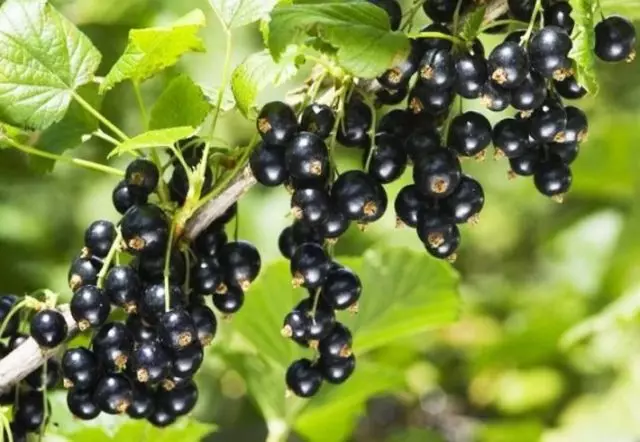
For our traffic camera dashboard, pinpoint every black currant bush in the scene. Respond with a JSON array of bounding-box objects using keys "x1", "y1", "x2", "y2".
[{"x1": 0, "y1": 0, "x2": 637, "y2": 440}]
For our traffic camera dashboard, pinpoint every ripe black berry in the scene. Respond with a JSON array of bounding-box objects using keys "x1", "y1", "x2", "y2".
[
  {"x1": 559, "y1": 106, "x2": 588, "y2": 143},
  {"x1": 417, "y1": 209, "x2": 461, "y2": 260},
  {"x1": 408, "y1": 83, "x2": 455, "y2": 116},
  {"x1": 120, "y1": 204, "x2": 169, "y2": 255},
  {"x1": 168, "y1": 342, "x2": 204, "y2": 379},
  {"x1": 70, "y1": 285, "x2": 111, "y2": 331},
  {"x1": 148, "y1": 404, "x2": 176, "y2": 428},
  {"x1": 249, "y1": 142, "x2": 288, "y2": 187},
  {"x1": 488, "y1": 41, "x2": 529, "y2": 88},
  {"x1": 417, "y1": 23, "x2": 454, "y2": 53},
  {"x1": 127, "y1": 383, "x2": 155, "y2": 419},
  {"x1": 67, "y1": 388, "x2": 100, "y2": 420},
  {"x1": 194, "y1": 225, "x2": 227, "y2": 258},
  {"x1": 14, "y1": 391, "x2": 49, "y2": 431},
  {"x1": 418, "y1": 49, "x2": 456, "y2": 89},
  {"x1": 368, "y1": 0, "x2": 402, "y2": 30},
  {"x1": 257, "y1": 101, "x2": 298, "y2": 145},
  {"x1": 554, "y1": 75, "x2": 587, "y2": 100},
  {"x1": 25, "y1": 359, "x2": 60, "y2": 390},
  {"x1": 509, "y1": 146, "x2": 544, "y2": 176},
  {"x1": 286, "y1": 359, "x2": 322, "y2": 398},
  {"x1": 295, "y1": 297, "x2": 336, "y2": 341},
  {"x1": 534, "y1": 157, "x2": 573, "y2": 197},
  {"x1": 508, "y1": 0, "x2": 536, "y2": 21},
  {"x1": 0, "y1": 294, "x2": 19, "y2": 337},
  {"x1": 94, "y1": 374, "x2": 133, "y2": 414},
  {"x1": 318, "y1": 323, "x2": 353, "y2": 359},
  {"x1": 291, "y1": 243, "x2": 330, "y2": 289},
  {"x1": 511, "y1": 71, "x2": 547, "y2": 111},
  {"x1": 378, "y1": 109, "x2": 414, "y2": 141},
  {"x1": 131, "y1": 340, "x2": 171, "y2": 383},
  {"x1": 126, "y1": 314, "x2": 157, "y2": 343},
  {"x1": 192, "y1": 257, "x2": 225, "y2": 296},
  {"x1": 291, "y1": 188, "x2": 331, "y2": 227},
  {"x1": 595, "y1": 16, "x2": 637, "y2": 62},
  {"x1": 140, "y1": 284, "x2": 183, "y2": 324},
  {"x1": 158, "y1": 309, "x2": 196, "y2": 351},
  {"x1": 404, "y1": 127, "x2": 440, "y2": 162},
  {"x1": 322, "y1": 266, "x2": 361, "y2": 311},
  {"x1": 332, "y1": 170, "x2": 388, "y2": 222},
  {"x1": 212, "y1": 284, "x2": 245, "y2": 315},
  {"x1": 112, "y1": 180, "x2": 148, "y2": 215},
  {"x1": 530, "y1": 98, "x2": 568, "y2": 142},
  {"x1": 544, "y1": 2, "x2": 575, "y2": 33},
  {"x1": 188, "y1": 304, "x2": 217, "y2": 346},
  {"x1": 286, "y1": 132, "x2": 329, "y2": 184},
  {"x1": 68, "y1": 255, "x2": 101, "y2": 292},
  {"x1": 318, "y1": 354, "x2": 356, "y2": 384},
  {"x1": 104, "y1": 265, "x2": 141, "y2": 313},
  {"x1": 30, "y1": 309, "x2": 67, "y2": 348},
  {"x1": 62, "y1": 347, "x2": 100, "y2": 390},
  {"x1": 364, "y1": 133, "x2": 407, "y2": 184},
  {"x1": 219, "y1": 240, "x2": 261, "y2": 290},
  {"x1": 493, "y1": 118, "x2": 533, "y2": 158},
  {"x1": 443, "y1": 175, "x2": 485, "y2": 224},
  {"x1": 395, "y1": 185, "x2": 426, "y2": 228},
  {"x1": 454, "y1": 51, "x2": 488, "y2": 99},
  {"x1": 158, "y1": 380, "x2": 198, "y2": 416},
  {"x1": 125, "y1": 159, "x2": 159, "y2": 196},
  {"x1": 137, "y1": 248, "x2": 186, "y2": 285},
  {"x1": 92, "y1": 322, "x2": 134, "y2": 372},
  {"x1": 337, "y1": 97, "x2": 373, "y2": 148},
  {"x1": 413, "y1": 149, "x2": 462, "y2": 198},
  {"x1": 377, "y1": 42, "x2": 420, "y2": 89},
  {"x1": 480, "y1": 80, "x2": 511, "y2": 112},
  {"x1": 423, "y1": 0, "x2": 469, "y2": 23},
  {"x1": 376, "y1": 84, "x2": 409, "y2": 105},
  {"x1": 320, "y1": 210, "x2": 351, "y2": 240},
  {"x1": 282, "y1": 310, "x2": 311, "y2": 342},
  {"x1": 301, "y1": 103, "x2": 336, "y2": 139},
  {"x1": 528, "y1": 26, "x2": 572, "y2": 79},
  {"x1": 278, "y1": 226, "x2": 297, "y2": 259},
  {"x1": 84, "y1": 220, "x2": 116, "y2": 258},
  {"x1": 549, "y1": 141, "x2": 579, "y2": 164},
  {"x1": 448, "y1": 111, "x2": 492, "y2": 157}
]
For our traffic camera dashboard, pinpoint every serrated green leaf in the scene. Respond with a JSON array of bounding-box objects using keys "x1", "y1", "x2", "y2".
[
  {"x1": 208, "y1": 0, "x2": 281, "y2": 29},
  {"x1": 461, "y1": 5, "x2": 487, "y2": 41},
  {"x1": 268, "y1": 2, "x2": 410, "y2": 78},
  {"x1": 149, "y1": 75, "x2": 212, "y2": 130},
  {"x1": 0, "y1": 0, "x2": 101, "y2": 130},
  {"x1": 231, "y1": 47, "x2": 301, "y2": 118},
  {"x1": 200, "y1": 86, "x2": 237, "y2": 112},
  {"x1": 101, "y1": 9, "x2": 206, "y2": 93},
  {"x1": 569, "y1": 0, "x2": 599, "y2": 94},
  {"x1": 109, "y1": 126, "x2": 195, "y2": 157}
]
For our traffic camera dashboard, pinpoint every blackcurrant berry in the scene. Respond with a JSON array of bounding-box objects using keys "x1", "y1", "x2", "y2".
[
  {"x1": 508, "y1": 0, "x2": 536, "y2": 21},
  {"x1": 364, "y1": 133, "x2": 407, "y2": 184},
  {"x1": 120, "y1": 204, "x2": 169, "y2": 255},
  {"x1": 131, "y1": 340, "x2": 171, "y2": 383},
  {"x1": 511, "y1": 71, "x2": 548, "y2": 111},
  {"x1": 286, "y1": 132, "x2": 329, "y2": 183},
  {"x1": 337, "y1": 97, "x2": 373, "y2": 148},
  {"x1": 194, "y1": 225, "x2": 228, "y2": 258},
  {"x1": 292, "y1": 220, "x2": 324, "y2": 244},
  {"x1": 158, "y1": 380, "x2": 198, "y2": 416},
  {"x1": 544, "y1": 2, "x2": 575, "y2": 33},
  {"x1": 320, "y1": 210, "x2": 351, "y2": 240},
  {"x1": 534, "y1": 157, "x2": 573, "y2": 197},
  {"x1": 126, "y1": 314, "x2": 158, "y2": 343},
  {"x1": 554, "y1": 75, "x2": 587, "y2": 100},
  {"x1": 413, "y1": 149, "x2": 462, "y2": 198},
  {"x1": 104, "y1": 265, "x2": 141, "y2": 313},
  {"x1": 278, "y1": 226, "x2": 297, "y2": 260},
  {"x1": 70, "y1": 285, "x2": 110, "y2": 331},
  {"x1": 249, "y1": 142, "x2": 288, "y2": 187},
  {"x1": 318, "y1": 323, "x2": 353, "y2": 359},
  {"x1": 68, "y1": 255, "x2": 102, "y2": 292},
  {"x1": 220, "y1": 240, "x2": 261, "y2": 290},
  {"x1": 257, "y1": 101, "x2": 298, "y2": 145},
  {"x1": 92, "y1": 322, "x2": 134, "y2": 372},
  {"x1": 368, "y1": 0, "x2": 402, "y2": 30},
  {"x1": 377, "y1": 42, "x2": 421, "y2": 90},
  {"x1": 286, "y1": 359, "x2": 322, "y2": 398},
  {"x1": 493, "y1": 118, "x2": 533, "y2": 158},
  {"x1": 140, "y1": 284, "x2": 184, "y2": 324},
  {"x1": 127, "y1": 383, "x2": 155, "y2": 419},
  {"x1": 558, "y1": 106, "x2": 588, "y2": 143},
  {"x1": 376, "y1": 84, "x2": 409, "y2": 105},
  {"x1": 212, "y1": 284, "x2": 245, "y2": 315},
  {"x1": 282, "y1": 310, "x2": 311, "y2": 342},
  {"x1": 454, "y1": 51, "x2": 488, "y2": 99},
  {"x1": 395, "y1": 185, "x2": 426, "y2": 228},
  {"x1": 291, "y1": 243, "x2": 330, "y2": 289},
  {"x1": 188, "y1": 304, "x2": 217, "y2": 346},
  {"x1": 301, "y1": 103, "x2": 335, "y2": 139},
  {"x1": 408, "y1": 83, "x2": 455, "y2": 116},
  {"x1": 443, "y1": 175, "x2": 485, "y2": 224},
  {"x1": 488, "y1": 41, "x2": 530, "y2": 88},
  {"x1": 112, "y1": 180, "x2": 148, "y2": 215},
  {"x1": 378, "y1": 109, "x2": 414, "y2": 141},
  {"x1": 148, "y1": 404, "x2": 177, "y2": 428},
  {"x1": 84, "y1": 220, "x2": 116, "y2": 258},
  {"x1": 332, "y1": 170, "x2": 388, "y2": 222},
  {"x1": 0, "y1": 294, "x2": 19, "y2": 338},
  {"x1": 404, "y1": 127, "x2": 440, "y2": 162},
  {"x1": 505, "y1": 29, "x2": 527, "y2": 44},
  {"x1": 417, "y1": 209, "x2": 461, "y2": 260},
  {"x1": 448, "y1": 111, "x2": 492, "y2": 157},
  {"x1": 480, "y1": 80, "x2": 511, "y2": 112},
  {"x1": 322, "y1": 266, "x2": 362, "y2": 311},
  {"x1": 191, "y1": 257, "x2": 225, "y2": 296},
  {"x1": 509, "y1": 146, "x2": 544, "y2": 176},
  {"x1": 595, "y1": 16, "x2": 637, "y2": 62},
  {"x1": 530, "y1": 98, "x2": 568, "y2": 142},
  {"x1": 417, "y1": 23, "x2": 454, "y2": 53},
  {"x1": 418, "y1": 49, "x2": 456, "y2": 89},
  {"x1": 423, "y1": 0, "x2": 469, "y2": 23},
  {"x1": 318, "y1": 354, "x2": 356, "y2": 384},
  {"x1": 14, "y1": 391, "x2": 49, "y2": 431},
  {"x1": 529, "y1": 26, "x2": 572, "y2": 79},
  {"x1": 30, "y1": 309, "x2": 67, "y2": 348},
  {"x1": 168, "y1": 342, "x2": 204, "y2": 379},
  {"x1": 25, "y1": 359, "x2": 60, "y2": 390},
  {"x1": 67, "y1": 388, "x2": 100, "y2": 420},
  {"x1": 158, "y1": 309, "x2": 196, "y2": 351},
  {"x1": 125, "y1": 159, "x2": 159, "y2": 196},
  {"x1": 291, "y1": 188, "x2": 331, "y2": 227},
  {"x1": 94, "y1": 374, "x2": 133, "y2": 414},
  {"x1": 136, "y1": 248, "x2": 186, "y2": 285},
  {"x1": 62, "y1": 347, "x2": 100, "y2": 390},
  {"x1": 548, "y1": 141, "x2": 579, "y2": 164},
  {"x1": 295, "y1": 297, "x2": 336, "y2": 341}
]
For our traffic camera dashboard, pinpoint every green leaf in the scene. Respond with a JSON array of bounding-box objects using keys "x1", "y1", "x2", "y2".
[
  {"x1": 232, "y1": 47, "x2": 301, "y2": 118},
  {"x1": 569, "y1": 0, "x2": 599, "y2": 94},
  {"x1": 100, "y1": 9, "x2": 206, "y2": 93},
  {"x1": 600, "y1": 0, "x2": 640, "y2": 20},
  {"x1": 0, "y1": 0, "x2": 101, "y2": 130},
  {"x1": 268, "y1": 2, "x2": 410, "y2": 78},
  {"x1": 208, "y1": 0, "x2": 281, "y2": 29},
  {"x1": 149, "y1": 75, "x2": 212, "y2": 130},
  {"x1": 460, "y1": 5, "x2": 487, "y2": 41},
  {"x1": 109, "y1": 126, "x2": 195, "y2": 157},
  {"x1": 201, "y1": 86, "x2": 237, "y2": 112}
]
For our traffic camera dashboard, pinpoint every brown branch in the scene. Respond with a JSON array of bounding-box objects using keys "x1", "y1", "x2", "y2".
[{"x1": 483, "y1": 0, "x2": 509, "y2": 24}]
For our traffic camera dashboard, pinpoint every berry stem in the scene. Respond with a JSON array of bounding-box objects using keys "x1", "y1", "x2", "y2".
[
  {"x1": 409, "y1": 31, "x2": 465, "y2": 46},
  {"x1": 2, "y1": 137, "x2": 125, "y2": 177},
  {"x1": 521, "y1": 0, "x2": 543, "y2": 46},
  {"x1": 164, "y1": 220, "x2": 177, "y2": 312},
  {"x1": 71, "y1": 91, "x2": 129, "y2": 142},
  {"x1": 92, "y1": 129, "x2": 121, "y2": 147},
  {"x1": 39, "y1": 358, "x2": 48, "y2": 441},
  {"x1": 150, "y1": 149, "x2": 170, "y2": 203},
  {"x1": 0, "y1": 300, "x2": 27, "y2": 340},
  {"x1": 96, "y1": 229, "x2": 123, "y2": 289},
  {"x1": 479, "y1": 19, "x2": 528, "y2": 33},
  {"x1": 310, "y1": 287, "x2": 322, "y2": 321},
  {"x1": 0, "y1": 411, "x2": 13, "y2": 442},
  {"x1": 452, "y1": 0, "x2": 465, "y2": 34},
  {"x1": 132, "y1": 81, "x2": 149, "y2": 129},
  {"x1": 361, "y1": 94, "x2": 378, "y2": 172}
]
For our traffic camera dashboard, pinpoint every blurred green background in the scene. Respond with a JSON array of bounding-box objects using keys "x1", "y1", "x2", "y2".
[{"x1": 1, "y1": 0, "x2": 640, "y2": 441}]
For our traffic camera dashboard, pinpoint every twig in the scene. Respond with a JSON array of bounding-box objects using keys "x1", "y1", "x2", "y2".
[{"x1": 483, "y1": 0, "x2": 509, "y2": 24}]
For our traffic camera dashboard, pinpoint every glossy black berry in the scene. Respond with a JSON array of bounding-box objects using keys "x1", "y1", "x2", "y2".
[
  {"x1": 454, "y1": 51, "x2": 488, "y2": 99},
  {"x1": 84, "y1": 220, "x2": 116, "y2": 258},
  {"x1": 136, "y1": 248, "x2": 186, "y2": 285},
  {"x1": 368, "y1": 0, "x2": 402, "y2": 30},
  {"x1": 249, "y1": 142, "x2": 287, "y2": 188},
  {"x1": 376, "y1": 84, "x2": 409, "y2": 105},
  {"x1": 395, "y1": 185, "x2": 425, "y2": 228},
  {"x1": 62, "y1": 347, "x2": 100, "y2": 390},
  {"x1": 212, "y1": 284, "x2": 245, "y2": 315},
  {"x1": 548, "y1": 141, "x2": 579, "y2": 164},
  {"x1": 121, "y1": 204, "x2": 169, "y2": 255},
  {"x1": 30, "y1": 309, "x2": 67, "y2": 348},
  {"x1": 140, "y1": 284, "x2": 183, "y2": 324},
  {"x1": 378, "y1": 109, "x2": 414, "y2": 141},
  {"x1": 423, "y1": 0, "x2": 469, "y2": 23},
  {"x1": 169, "y1": 342, "x2": 204, "y2": 379},
  {"x1": 188, "y1": 304, "x2": 217, "y2": 346},
  {"x1": 0, "y1": 294, "x2": 19, "y2": 338},
  {"x1": 508, "y1": 0, "x2": 536, "y2": 21},
  {"x1": 126, "y1": 314, "x2": 157, "y2": 343},
  {"x1": 332, "y1": 170, "x2": 388, "y2": 223},
  {"x1": 322, "y1": 266, "x2": 362, "y2": 311},
  {"x1": 419, "y1": 49, "x2": 456, "y2": 89},
  {"x1": 448, "y1": 111, "x2": 492, "y2": 157},
  {"x1": 158, "y1": 380, "x2": 198, "y2": 416},
  {"x1": 285, "y1": 132, "x2": 329, "y2": 184},
  {"x1": 112, "y1": 180, "x2": 148, "y2": 215},
  {"x1": 319, "y1": 354, "x2": 356, "y2": 384},
  {"x1": 509, "y1": 146, "x2": 544, "y2": 176},
  {"x1": 413, "y1": 149, "x2": 462, "y2": 198},
  {"x1": 25, "y1": 359, "x2": 60, "y2": 390},
  {"x1": 291, "y1": 243, "x2": 330, "y2": 289},
  {"x1": 529, "y1": 26, "x2": 572, "y2": 79},
  {"x1": 296, "y1": 296, "x2": 336, "y2": 342},
  {"x1": 127, "y1": 383, "x2": 155, "y2": 419},
  {"x1": 337, "y1": 97, "x2": 373, "y2": 148},
  {"x1": 511, "y1": 71, "x2": 547, "y2": 111},
  {"x1": 364, "y1": 133, "x2": 407, "y2": 184},
  {"x1": 408, "y1": 83, "x2": 455, "y2": 116},
  {"x1": 554, "y1": 75, "x2": 587, "y2": 99},
  {"x1": 480, "y1": 80, "x2": 511, "y2": 112},
  {"x1": 377, "y1": 42, "x2": 420, "y2": 89},
  {"x1": 493, "y1": 118, "x2": 533, "y2": 158},
  {"x1": 417, "y1": 209, "x2": 461, "y2": 259},
  {"x1": 14, "y1": 391, "x2": 48, "y2": 431},
  {"x1": 125, "y1": 159, "x2": 159, "y2": 196},
  {"x1": 68, "y1": 255, "x2": 101, "y2": 292},
  {"x1": 104, "y1": 265, "x2": 141, "y2": 313},
  {"x1": 318, "y1": 323, "x2": 353, "y2": 359},
  {"x1": 220, "y1": 240, "x2": 261, "y2": 290},
  {"x1": 148, "y1": 404, "x2": 177, "y2": 428},
  {"x1": 488, "y1": 41, "x2": 530, "y2": 88},
  {"x1": 301, "y1": 103, "x2": 335, "y2": 139},
  {"x1": 194, "y1": 225, "x2": 227, "y2": 258},
  {"x1": 530, "y1": 98, "x2": 568, "y2": 142},
  {"x1": 191, "y1": 257, "x2": 225, "y2": 296},
  {"x1": 257, "y1": 101, "x2": 298, "y2": 145},
  {"x1": 71, "y1": 285, "x2": 110, "y2": 331},
  {"x1": 595, "y1": 16, "x2": 637, "y2": 62},
  {"x1": 67, "y1": 388, "x2": 100, "y2": 420},
  {"x1": 544, "y1": 2, "x2": 575, "y2": 33},
  {"x1": 534, "y1": 157, "x2": 573, "y2": 197},
  {"x1": 404, "y1": 127, "x2": 440, "y2": 162},
  {"x1": 286, "y1": 359, "x2": 323, "y2": 398},
  {"x1": 158, "y1": 309, "x2": 196, "y2": 351},
  {"x1": 282, "y1": 310, "x2": 311, "y2": 342},
  {"x1": 559, "y1": 106, "x2": 589, "y2": 143},
  {"x1": 443, "y1": 175, "x2": 485, "y2": 224},
  {"x1": 320, "y1": 210, "x2": 351, "y2": 240},
  {"x1": 92, "y1": 322, "x2": 134, "y2": 372},
  {"x1": 131, "y1": 340, "x2": 171, "y2": 383},
  {"x1": 291, "y1": 188, "x2": 331, "y2": 227},
  {"x1": 417, "y1": 23, "x2": 454, "y2": 53},
  {"x1": 94, "y1": 374, "x2": 133, "y2": 414}
]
